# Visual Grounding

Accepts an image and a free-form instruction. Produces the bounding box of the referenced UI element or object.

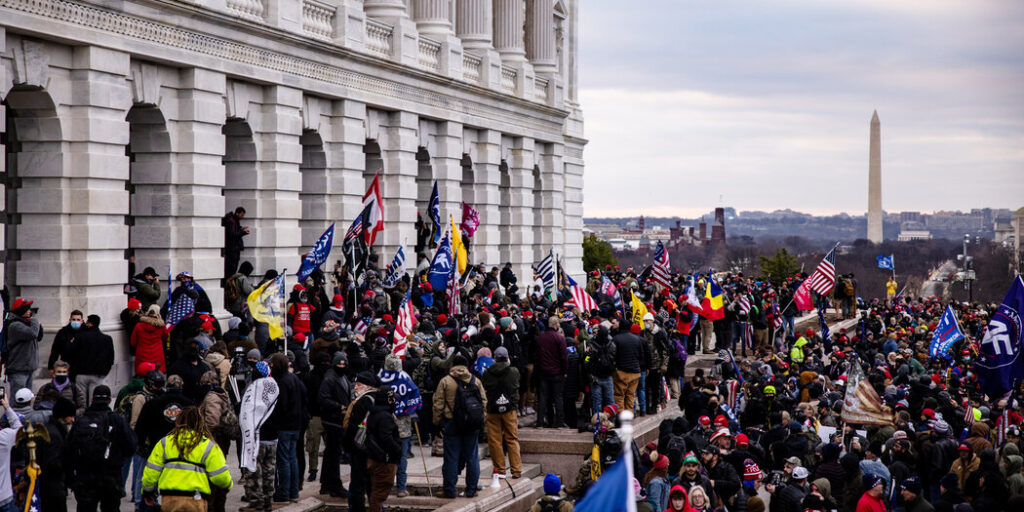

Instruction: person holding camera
[223,206,250,280]
[5,297,42,396]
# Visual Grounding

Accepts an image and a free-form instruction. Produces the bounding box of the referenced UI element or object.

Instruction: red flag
[794,280,814,311]
[362,174,384,246]
[461,202,480,237]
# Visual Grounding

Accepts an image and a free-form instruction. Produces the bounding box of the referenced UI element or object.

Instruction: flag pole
[617,410,636,504]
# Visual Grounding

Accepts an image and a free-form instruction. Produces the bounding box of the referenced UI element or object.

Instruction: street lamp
[956,233,975,302]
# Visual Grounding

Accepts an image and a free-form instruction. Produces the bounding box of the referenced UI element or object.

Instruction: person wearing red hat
[644,452,671,511]
[5,297,41,395]
[288,288,316,347]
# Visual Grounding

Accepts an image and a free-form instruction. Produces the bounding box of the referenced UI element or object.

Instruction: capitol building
[0,0,585,359]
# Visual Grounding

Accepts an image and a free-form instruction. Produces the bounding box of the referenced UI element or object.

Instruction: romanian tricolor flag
[701,272,725,321]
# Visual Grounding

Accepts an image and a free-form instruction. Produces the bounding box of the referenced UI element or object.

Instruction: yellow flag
[631,291,648,330]
[247,274,285,340]
[450,215,467,275]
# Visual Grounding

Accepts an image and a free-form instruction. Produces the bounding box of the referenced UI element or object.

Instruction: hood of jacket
[449,365,472,383]
[668,485,692,512]
[969,422,990,438]
[811,477,832,500]
[139,314,165,328]
[1004,454,1023,477]
[206,352,226,366]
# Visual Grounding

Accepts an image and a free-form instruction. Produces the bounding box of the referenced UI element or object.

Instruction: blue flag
[575,452,636,512]
[382,245,406,289]
[975,276,1024,398]
[428,181,441,244]
[929,305,965,359]
[877,254,894,270]
[377,368,422,416]
[297,223,335,280]
[428,233,453,291]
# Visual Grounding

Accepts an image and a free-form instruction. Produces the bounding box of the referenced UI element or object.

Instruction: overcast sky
[579,1,1024,218]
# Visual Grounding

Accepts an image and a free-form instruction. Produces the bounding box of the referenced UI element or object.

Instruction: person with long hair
[142,405,233,511]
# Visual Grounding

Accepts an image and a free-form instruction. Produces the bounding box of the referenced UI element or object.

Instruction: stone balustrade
[226,0,265,20]
[534,76,548,103]
[418,36,441,72]
[365,18,394,57]
[501,65,516,94]
[462,53,482,84]
[302,0,334,39]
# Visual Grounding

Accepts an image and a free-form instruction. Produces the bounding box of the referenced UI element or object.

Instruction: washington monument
[867,110,883,243]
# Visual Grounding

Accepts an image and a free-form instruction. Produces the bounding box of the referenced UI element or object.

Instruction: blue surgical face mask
[70,321,82,330]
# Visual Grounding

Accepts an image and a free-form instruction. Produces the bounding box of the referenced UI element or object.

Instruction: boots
[263,498,273,512]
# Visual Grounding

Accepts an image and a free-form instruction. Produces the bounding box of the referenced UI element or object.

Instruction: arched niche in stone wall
[222,118,258,268]
[2,85,63,299]
[299,129,329,248]
[125,104,173,278]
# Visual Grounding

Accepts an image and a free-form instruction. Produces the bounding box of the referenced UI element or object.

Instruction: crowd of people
[1,229,1022,512]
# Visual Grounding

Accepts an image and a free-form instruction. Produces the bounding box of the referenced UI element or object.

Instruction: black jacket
[343,392,376,453]
[66,325,114,377]
[67,404,137,482]
[304,364,329,417]
[264,372,307,437]
[612,331,647,374]
[774,482,808,512]
[366,401,402,463]
[134,389,195,456]
[224,212,246,252]
[167,356,213,403]
[48,323,78,370]
[319,367,352,428]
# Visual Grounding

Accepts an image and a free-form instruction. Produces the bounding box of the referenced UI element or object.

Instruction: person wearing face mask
[33,359,87,416]
[64,314,115,401]
[167,341,213,403]
[26,397,76,512]
[48,309,84,376]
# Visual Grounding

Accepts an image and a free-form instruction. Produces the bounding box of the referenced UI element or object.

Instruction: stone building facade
[0,0,585,379]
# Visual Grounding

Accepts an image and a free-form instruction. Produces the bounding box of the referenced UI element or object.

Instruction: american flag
[566,274,598,311]
[996,408,1010,446]
[354,318,369,336]
[742,321,753,350]
[651,240,671,288]
[963,401,974,425]
[447,268,460,315]
[392,290,416,358]
[167,286,196,327]
[806,246,838,296]
[736,294,751,315]
[726,380,740,409]
[771,302,784,330]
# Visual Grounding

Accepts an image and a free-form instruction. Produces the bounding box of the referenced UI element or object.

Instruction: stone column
[161,68,228,308]
[562,138,585,278]
[469,129,502,267]
[377,111,419,265]
[525,0,556,74]
[431,121,464,226]
[324,99,369,225]
[412,0,464,78]
[364,0,420,66]
[493,0,525,62]
[253,86,303,273]
[536,142,564,258]
[506,136,535,281]
[456,0,492,49]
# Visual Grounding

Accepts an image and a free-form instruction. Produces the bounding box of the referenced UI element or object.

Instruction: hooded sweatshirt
[1003,454,1024,496]
[965,422,993,454]
[663,485,696,512]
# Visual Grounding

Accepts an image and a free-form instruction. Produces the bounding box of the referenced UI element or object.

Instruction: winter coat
[200,387,231,430]
[48,323,78,370]
[134,389,195,456]
[67,325,114,377]
[482,360,520,414]
[965,423,993,454]
[613,331,648,374]
[135,278,162,311]
[131,315,167,376]
[34,379,87,416]
[775,482,807,512]
[366,401,402,464]
[534,328,568,377]
[319,367,352,428]
[905,495,935,512]
[166,357,212,403]
[1005,454,1024,496]
[432,365,487,424]
[205,352,231,389]
[264,372,306,435]
[5,316,41,372]
[950,454,979,490]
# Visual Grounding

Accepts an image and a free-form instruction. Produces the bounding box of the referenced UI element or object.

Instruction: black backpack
[666,433,688,464]
[588,341,615,378]
[70,409,113,464]
[453,376,485,434]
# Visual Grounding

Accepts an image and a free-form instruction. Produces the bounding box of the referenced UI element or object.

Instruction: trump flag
[975,276,1024,398]
[928,305,965,359]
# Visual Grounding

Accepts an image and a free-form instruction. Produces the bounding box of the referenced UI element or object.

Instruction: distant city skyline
[580,1,1024,217]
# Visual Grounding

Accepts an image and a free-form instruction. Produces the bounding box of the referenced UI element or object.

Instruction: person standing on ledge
[224,206,250,279]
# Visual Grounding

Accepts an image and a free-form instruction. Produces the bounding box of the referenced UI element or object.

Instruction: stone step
[401,461,542,496]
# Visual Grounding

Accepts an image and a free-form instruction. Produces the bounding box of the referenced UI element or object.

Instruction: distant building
[711,207,726,245]
[897,230,933,242]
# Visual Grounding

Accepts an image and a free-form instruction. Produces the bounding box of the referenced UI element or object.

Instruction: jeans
[7,371,33,397]
[275,430,300,500]
[636,371,647,413]
[441,420,480,498]
[395,436,412,492]
[783,316,796,338]
[131,454,145,505]
[536,374,565,427]
[591,376,614,417]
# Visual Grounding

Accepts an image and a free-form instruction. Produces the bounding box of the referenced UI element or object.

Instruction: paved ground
[921,259,956,298]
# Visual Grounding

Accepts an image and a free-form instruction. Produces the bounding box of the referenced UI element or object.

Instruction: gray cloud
[580,1,1024,217]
